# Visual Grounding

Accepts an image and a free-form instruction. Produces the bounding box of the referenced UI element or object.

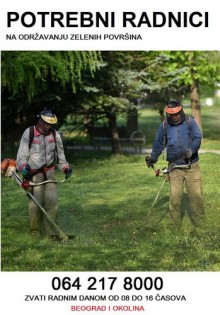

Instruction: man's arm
[55,131,72,175]
[189,119,202,154]
[16,128,30,171]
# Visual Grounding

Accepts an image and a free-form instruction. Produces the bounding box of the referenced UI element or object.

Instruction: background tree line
[2,50,220,155]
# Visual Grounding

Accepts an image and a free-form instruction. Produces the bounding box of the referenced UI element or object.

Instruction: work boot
[30,231,41,238]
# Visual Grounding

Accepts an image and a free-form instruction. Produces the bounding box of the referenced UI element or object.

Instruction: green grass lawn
[1,152,220,271]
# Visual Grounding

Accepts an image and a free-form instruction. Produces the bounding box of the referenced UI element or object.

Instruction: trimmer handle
[145,155,150,163]
[145,156,154,168]
[145,156,161,177]
[145,155,152,166]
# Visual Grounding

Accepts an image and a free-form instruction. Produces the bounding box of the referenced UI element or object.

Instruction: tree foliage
[2,51,102,101]
[137,51,220,126]
[2,50,220,152]
[162,51,220,128]
[70,51,148,154]
[1,51,102,145]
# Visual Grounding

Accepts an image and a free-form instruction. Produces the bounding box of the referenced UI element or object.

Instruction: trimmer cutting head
[49,234,75,243]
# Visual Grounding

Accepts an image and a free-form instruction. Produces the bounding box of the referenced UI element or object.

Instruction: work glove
[185,148,193,159]
[21,165,32,180]
[64,167,72,179]
[145,156,156,168]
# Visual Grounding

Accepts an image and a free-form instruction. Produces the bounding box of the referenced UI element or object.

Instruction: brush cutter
[145,156,191,222]
[11,171,71,243]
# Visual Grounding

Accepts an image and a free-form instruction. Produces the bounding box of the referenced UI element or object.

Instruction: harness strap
[29,126,57,149]
[30,165,55,180]
[28,126,59,164]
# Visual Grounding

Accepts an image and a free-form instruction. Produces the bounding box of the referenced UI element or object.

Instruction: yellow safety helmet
[40,110,58,124]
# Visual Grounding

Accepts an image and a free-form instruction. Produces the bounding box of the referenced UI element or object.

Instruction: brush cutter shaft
[11,171,68,240]
[146,178,167,219]
[27,191,67,239]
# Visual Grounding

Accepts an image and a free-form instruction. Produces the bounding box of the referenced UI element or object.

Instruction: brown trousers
[28,170,58,236]
[168,162,205,227]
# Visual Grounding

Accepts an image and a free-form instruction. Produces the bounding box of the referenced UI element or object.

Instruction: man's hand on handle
[64,167,72,179]
[145,156,156,168]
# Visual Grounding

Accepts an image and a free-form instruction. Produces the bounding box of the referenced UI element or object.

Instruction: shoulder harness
[28,126,56,149]
[28,126,59,163]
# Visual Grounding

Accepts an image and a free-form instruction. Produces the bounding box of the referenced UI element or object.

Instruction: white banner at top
[0,0,219,50]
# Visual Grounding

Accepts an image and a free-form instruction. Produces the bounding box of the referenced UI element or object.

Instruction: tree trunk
[127,108,138,135]
[107,112,122,156]
[190,79,203,132]
[188,51,203,132]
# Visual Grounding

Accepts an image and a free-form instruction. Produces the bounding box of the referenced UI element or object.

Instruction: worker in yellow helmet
[16,109,72,238]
